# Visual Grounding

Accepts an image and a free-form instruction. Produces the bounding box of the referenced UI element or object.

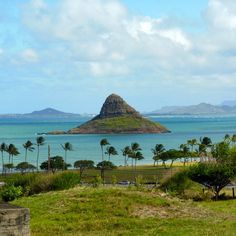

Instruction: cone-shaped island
[49,94,170,134]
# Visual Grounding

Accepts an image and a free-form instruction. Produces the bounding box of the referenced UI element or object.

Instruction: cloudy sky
[0,0,236,113]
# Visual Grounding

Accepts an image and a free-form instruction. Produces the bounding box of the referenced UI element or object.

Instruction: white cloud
[21,49,39,62]
[17,0,236,105]
[90,62,130,77]
[207,0,236,30]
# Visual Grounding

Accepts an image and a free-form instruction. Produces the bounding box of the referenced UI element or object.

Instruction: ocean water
[1,115,236,167]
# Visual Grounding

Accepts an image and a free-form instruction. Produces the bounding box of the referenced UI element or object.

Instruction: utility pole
[48,145,51,172]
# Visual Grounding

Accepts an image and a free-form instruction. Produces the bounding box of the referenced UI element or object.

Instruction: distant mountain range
[0,108,93,118]
[221,100,236,107]
[148,103,236,115]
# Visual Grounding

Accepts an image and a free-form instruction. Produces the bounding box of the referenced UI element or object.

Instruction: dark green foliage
[105,146,118,161]
[97,161,116,170]
[211,142,230,162]
[159,149,183,168]
[152,144,165,166]
[40,156,70,173]
[3,171,81,196]
[51,172,80,190]
[97,161,116,182]
[161,170,192,195]
[188,163,235,199]
[1,185,23,202]
[74,160,94,178]
[15,162,36,174]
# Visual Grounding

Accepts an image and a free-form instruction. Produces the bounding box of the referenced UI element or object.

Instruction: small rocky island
[49,94,169,134]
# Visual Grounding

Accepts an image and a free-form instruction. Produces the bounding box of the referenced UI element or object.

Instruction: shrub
[1,185,23,202]
[161,170,193,195]
[51,172,81,190]
[92,175,103,187]
[3,171,80,195]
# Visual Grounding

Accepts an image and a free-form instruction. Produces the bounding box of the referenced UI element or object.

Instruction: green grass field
[13,186,236,236]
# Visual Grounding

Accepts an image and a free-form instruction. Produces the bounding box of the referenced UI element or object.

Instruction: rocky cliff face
[95,94,141,119]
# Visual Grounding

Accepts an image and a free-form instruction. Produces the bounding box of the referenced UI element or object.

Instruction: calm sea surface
[1,115,236,166]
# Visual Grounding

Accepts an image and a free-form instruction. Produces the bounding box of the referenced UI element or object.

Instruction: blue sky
[0,0,236,113]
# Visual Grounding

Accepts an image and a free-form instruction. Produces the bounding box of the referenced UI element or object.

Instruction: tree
[61,142,73,170]
[187,139,198,152]
[159,149,183,169]
[130,151,144,179]
[129,142,141,168]
[97,161,116,183]
[100,138,110,162]
[121,146,131,166]
[187,139,198,161]
[36,136,46,171]
[6,144,20,167]
[0,143,8,174]
[40,156,70,173]
[105,146,118,161]
[211,141,230,162]
[198,137,212,162]
[224,134,231,145]
[74,160,94,178]
[152,144,165,166]
[231,134,236,147]
[23,140,34,163]
[15,162,36,174]
[188,163,235,200]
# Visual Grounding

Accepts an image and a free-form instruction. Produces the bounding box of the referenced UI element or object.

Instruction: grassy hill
[69,115,169,134]
[14,186,236,236]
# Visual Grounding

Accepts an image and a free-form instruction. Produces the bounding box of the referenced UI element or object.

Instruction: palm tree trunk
[25,149,27,162]
[134,159,137,182]
[1,151,4,175]
[64,150,67,170]
[37,145,39,172]
[101,146,104,161]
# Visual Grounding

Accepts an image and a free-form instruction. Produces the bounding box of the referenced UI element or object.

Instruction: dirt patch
[131,203,212,219]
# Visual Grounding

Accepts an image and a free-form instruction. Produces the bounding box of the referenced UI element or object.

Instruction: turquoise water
[1,115,236,167]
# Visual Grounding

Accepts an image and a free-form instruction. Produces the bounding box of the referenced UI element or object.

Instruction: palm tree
[61,142,73,170]
[23,140,35,162]
[129,143,142,180]
[36,136,46,171]
[100,138,110,162]
[151,144,165,166]
[199,137,212,162]
[0,143,7,174]
[105,146,118,161]
[130,151,144,180]
[121,146,131,166]
[6,144,20,171]
[187,139,197,161]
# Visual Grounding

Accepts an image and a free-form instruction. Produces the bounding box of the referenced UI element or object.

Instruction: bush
[1,185,23,202]
[92,175,103,187]
[51,172,81,190]
[3,171,81,195]
[161,170,193,195]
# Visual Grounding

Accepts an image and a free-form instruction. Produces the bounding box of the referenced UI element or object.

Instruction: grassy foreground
[13,186,236,236]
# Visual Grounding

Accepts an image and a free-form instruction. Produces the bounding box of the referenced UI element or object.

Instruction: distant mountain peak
[30,108,67,116]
